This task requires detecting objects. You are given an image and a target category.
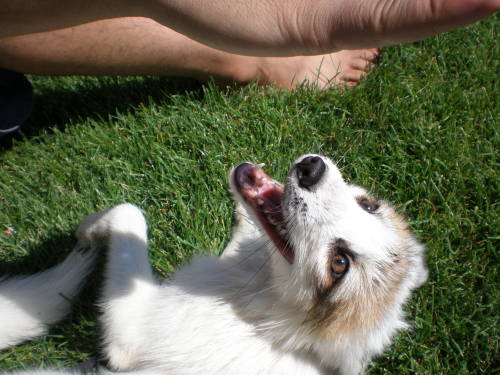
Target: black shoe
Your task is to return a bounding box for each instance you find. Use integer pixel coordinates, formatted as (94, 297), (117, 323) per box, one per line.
(0, 68), (35, 135)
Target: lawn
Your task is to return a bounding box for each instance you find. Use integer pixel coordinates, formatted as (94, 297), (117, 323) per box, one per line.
(0, 15), (498, 375)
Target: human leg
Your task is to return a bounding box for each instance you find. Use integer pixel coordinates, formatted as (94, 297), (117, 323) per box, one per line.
(148, 0), (499, 55)
(1, 0), (497, 55)
(0, 18), (378, 89)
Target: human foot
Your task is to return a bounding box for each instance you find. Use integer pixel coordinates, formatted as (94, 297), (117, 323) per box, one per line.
(251, 49), (380, 90)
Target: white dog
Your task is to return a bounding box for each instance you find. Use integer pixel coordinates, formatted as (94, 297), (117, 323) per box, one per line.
(0, 154), (428, 375)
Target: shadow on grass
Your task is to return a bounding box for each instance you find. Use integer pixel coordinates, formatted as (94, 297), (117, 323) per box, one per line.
(0, 233), (76, 275)
(0, 75), (204, 150)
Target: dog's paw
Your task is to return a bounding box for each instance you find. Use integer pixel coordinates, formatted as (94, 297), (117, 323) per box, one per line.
(76, 204), (145, 248)
(75, 208), (114, 249)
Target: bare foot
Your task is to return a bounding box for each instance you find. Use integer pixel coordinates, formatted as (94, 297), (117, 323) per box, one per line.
(250, 49), (380, 90)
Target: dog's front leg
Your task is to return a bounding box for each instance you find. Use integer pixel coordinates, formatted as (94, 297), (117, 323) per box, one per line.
(0, 245), (96, 350)
(76, 203), (159, 371)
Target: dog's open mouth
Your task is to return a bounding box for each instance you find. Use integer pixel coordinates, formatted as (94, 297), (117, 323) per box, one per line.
(233, 163), (294, 264)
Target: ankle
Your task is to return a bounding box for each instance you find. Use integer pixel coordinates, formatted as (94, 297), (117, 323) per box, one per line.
(200, 54), (264, 85)
(226, 55), (265, 85)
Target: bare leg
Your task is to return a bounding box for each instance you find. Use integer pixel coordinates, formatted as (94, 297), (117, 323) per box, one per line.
(1, 0), (498, 55)
(0, 18), (378, 89)
(149, 0), (500, 55)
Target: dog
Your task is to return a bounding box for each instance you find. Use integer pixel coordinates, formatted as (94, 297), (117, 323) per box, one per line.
(0, 154), (428, 375)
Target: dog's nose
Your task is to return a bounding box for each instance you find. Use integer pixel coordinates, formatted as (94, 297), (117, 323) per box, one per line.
(296, 156), (326, 189)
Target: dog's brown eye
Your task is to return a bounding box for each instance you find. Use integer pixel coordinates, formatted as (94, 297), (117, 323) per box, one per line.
(362, 202), (377, 212)
(357, 197), (379, 213)
(331, 254), (348, 277)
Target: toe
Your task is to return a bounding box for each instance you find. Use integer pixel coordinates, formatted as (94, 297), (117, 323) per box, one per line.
(342, 69), (365, 82)
(351, 58), (373, 72)
(345, 81), (358, 88)
(362, 48), (380, 62)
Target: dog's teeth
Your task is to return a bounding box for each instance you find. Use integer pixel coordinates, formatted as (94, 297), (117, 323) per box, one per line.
(243, 183), (252, 189)
(256, 163), (266, 168)
(257, 199), (265, 205)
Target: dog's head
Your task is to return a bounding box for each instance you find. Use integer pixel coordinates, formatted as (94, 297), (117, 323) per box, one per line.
(230, 154), (427, 360)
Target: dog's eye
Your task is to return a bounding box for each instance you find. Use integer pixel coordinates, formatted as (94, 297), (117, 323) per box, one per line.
(357, 197), (379, 213)
(361, 202), (377, 212)
(331, 254), (348, 278)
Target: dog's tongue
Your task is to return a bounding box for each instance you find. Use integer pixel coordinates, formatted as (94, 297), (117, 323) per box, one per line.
(234, 163), (294, 264)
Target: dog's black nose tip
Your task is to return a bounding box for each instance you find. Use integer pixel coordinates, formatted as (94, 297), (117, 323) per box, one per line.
(296, 156), (326, 189)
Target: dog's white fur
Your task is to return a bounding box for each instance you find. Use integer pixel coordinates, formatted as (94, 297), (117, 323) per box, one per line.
(0, 155), (427, 375)
(0, 248), (95, 351)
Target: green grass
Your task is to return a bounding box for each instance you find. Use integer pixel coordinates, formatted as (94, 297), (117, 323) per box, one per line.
(0, 15), (498, 375)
